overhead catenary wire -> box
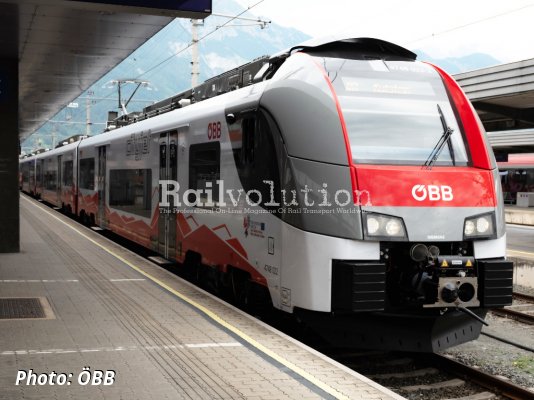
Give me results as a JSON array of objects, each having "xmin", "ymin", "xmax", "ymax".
[
  {"xmin": 28, "ymin": 19, "xmax": 189, "ymax": 145},
  {"xmin": 26, "ymin": 0, "xmax": 267, "ymax": 148},
  {"xmin": 58, "ymin": 32, "xmax": 185, "ymax": 125},
  {"xmin": 135, "ymin": 0, "xmax": 266, "ymax": 81},
  {"xmin": 407, "ymin": 3, "xmax": 534, "ymax": 44},
  {"xmin": 85, "ymin": 2, "xmax": 266, "ymax": 111}
]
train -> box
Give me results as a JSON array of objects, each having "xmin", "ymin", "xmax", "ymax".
[
  {"xmin": 496, "ymin": 152, "xmax": 534, "ymax": 204},
  {"xmin": 19, "ymin": 37, "xmax": 513, "ymax": 352}
]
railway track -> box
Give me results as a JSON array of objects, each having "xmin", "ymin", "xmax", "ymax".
[
  {"xmin": 491, "ymin": 292, "xmax": 534, "ymax": 325},
  {"xmin": 327, "ymin": 350, "xmax": 534, "ymax": 400},
  {"xmin": 429, "ymin": 354, "xmax": 534, "ymax": 400},
  {"xmin": 512, "ymin": 292, "xmax": 534, "ymax": 303}
]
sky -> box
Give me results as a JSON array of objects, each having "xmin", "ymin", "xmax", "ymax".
[
  {"xmin": 22, "ymin": 0, "xmax": 534, "ymax": 151},
  {"xmin": 234, "ymin": 0, "xmax": 534, "ymax": 63}
]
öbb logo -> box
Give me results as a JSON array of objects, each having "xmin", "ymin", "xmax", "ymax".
[{"xmin": 411, "ymin": 185, "xmax": 453, "ymax": 201}]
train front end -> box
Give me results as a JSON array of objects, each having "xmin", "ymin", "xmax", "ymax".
[{"xmin": 261, "ymin": 38, "xmax": 512, "ymax": 352}]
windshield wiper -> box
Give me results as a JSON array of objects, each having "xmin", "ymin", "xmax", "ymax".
[{"xmin": 423, "ymin": 104, "xmax": 455, "ymax": 169}]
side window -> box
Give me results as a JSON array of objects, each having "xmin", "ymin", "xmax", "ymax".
[
  {"xmin": 45, "ymin": 159, "xmax": 57, "ymax": 190},
  {"xmin": 21, "ymin": 163, "xmax": 28, "ymax": 182},
  {"xmin": 79, "ymin": 158, "xmax": 95, "ymax": 190},
  {"xmin": 189, "ymin": 142, "xmax": 220, "ymax": 206},
  {"xmin": 109, "ymin": 169, "xmax": 152, "ymax": 217},
  {"xmin": 170, "ymin": 141, "xmax": 177, "ymax": 181},
  {"xmin": 255, "ymin": 112, "xmax": 281, "ymax": 207},
  {"xmin": 63, "ymin": 160, "xmax": 73, "ymax": 187},
  {"xmin": 36, "ymin": 162, "xmax": 42, "ymax": 184},
  {"xmin": 230, "ymin": 111, "xmax": 281, "ymax": 210}
]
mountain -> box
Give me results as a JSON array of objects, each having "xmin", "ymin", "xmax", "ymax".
[
  {"xmin": 22, "ymin": 1, "xmax": 503, "ymax": 151},
  {"xmin": 414, "ymin": 50, "xmax": 501, "ymax": 74},
  {"xmin": 22, "ymin": 0, "xmax": 310, "ymax": 151}
]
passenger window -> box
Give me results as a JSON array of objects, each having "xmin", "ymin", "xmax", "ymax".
[
  {"xmin": 230, "ymin": 111, "xmax": 281, "ymax": 210},
  {"xmin": 63, "ymin": 160, "xmax": 73, "ymax": 187},
  {"xmin": 169, "ymin": 142, "xmax": 177, "ymax": 181},
  {"xmin": 36, "ymin": 162, "xmax": 42, "ymax": 184},
  {"xmin": 159, "ymin": 144, "xmax": 166, "ymax": 169},
  {"xmin": 109, "ymin": 169, "xmax": 152, "ymax": 217},
  {"xmin": 45, "ymin": 159, "xmax": 57, "ymax": 190},
  {"xmin": 79, "ymin": 158, "xmax": 95, "ymax": 190},
  {"xmin": 21, "ymin": 163, "xmax": 29, "ymax": 182},
  {"xmin": 189, "ymin": 142, "xmax": 220, "ymax": 206}
]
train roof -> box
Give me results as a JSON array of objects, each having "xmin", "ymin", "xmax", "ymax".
[
  {"xmin": 275, "ymin": 36, "xmax": 417, "ymax": 61},
  {"xmin": 22, "ymin": 37, "xmax": 416, "ymax": 159},
  {"xmin": 79, "ymin": 81, "xmax": 268, "ymax": 149},
  {"xmin": 105, "ymin": 37, "xmax": 416, "ymax": 130}
]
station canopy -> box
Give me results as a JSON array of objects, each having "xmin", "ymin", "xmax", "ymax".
[
  {"xmin": 454, "ymin": 59, "xmax": 534, "ymax": 153},
  {"xmin": 0, "ymin": 0, "xmax": 211, "ymax": 140}
]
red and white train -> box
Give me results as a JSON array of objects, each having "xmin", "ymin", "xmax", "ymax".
[{"xmin": 20, "ymin": 38, "xmax": 513, "ymax": 352}]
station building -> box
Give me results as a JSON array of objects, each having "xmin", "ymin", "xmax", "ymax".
[{"xmin": 455, "ymin": 60, "xmax": 534, "ymax": 205}]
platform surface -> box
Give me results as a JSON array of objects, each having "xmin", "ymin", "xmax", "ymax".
[
  {"xmin": 505, "ymin": 205, "xmax": 534, "ymax": 226},
  {"xmin": 0, "ymin": 194, "xmax": 402, "ymax": 400}
]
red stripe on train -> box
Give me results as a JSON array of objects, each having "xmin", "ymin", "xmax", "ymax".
[{"xmin": 427, "ymin": 63, "xmax": 493, "ymax": 170}]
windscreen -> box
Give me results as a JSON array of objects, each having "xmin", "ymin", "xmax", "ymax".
[{"xmin": 322, "ymin": 58, "xmax": 469, "ymax": 166}]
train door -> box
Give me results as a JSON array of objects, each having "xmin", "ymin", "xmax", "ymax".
[
  {"xmin": 158, "ymin": 131, "xmax": 178, "ymax": 259},
  {"xmin": 97, "ymin": 146, "xmax": 107, "ymax": 227},
  {"xmin": 57, "ymin": 155, "xmax": 62, "ymax": 205},
  {"xmin": 228, "ymin": 110, "xmax": 283, "ymax": 307}
]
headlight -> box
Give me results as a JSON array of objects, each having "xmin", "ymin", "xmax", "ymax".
[
  {"xmin": 463, "ymin": 212, "xmax": 495, "ymax": 239},
  {"xmin": 367, "ymin": 217, "xmax": 380, "ymax": 234},
  {"xmin": 386, "ymin": 219, "xmax": 402, "ymax": 236},
  {"xmin": 476, "ymin": 217, "xmax": 490, "ymax": 233},
  {"xmin": 464, "ymin": 220, "xmax": 476, "ymax": 236},
  {"xmin": 364, "ymin": 213, "xmax": 407, "ymax": 240}
]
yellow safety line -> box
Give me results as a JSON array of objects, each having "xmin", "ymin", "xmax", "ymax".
[
  {"xmin": 22, "ymin": 195, "xmax": 349, "ymax": 400},
  {"xmin": 507, "ymin": 248, "xmax": 534, "ymax": 257}
]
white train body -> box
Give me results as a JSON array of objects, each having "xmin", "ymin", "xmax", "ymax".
[{"xmin": 20, "ymin": 38, "xmax": 512, "ymax": 352}]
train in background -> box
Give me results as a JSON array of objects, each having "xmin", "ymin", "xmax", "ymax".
[
  {"xmin": 496, "ymin": 153, "xmax": 534, "ymax": 204},
  {"xmin": 20, "ymin": 37, "xmax": 513, "ymax": 352}
]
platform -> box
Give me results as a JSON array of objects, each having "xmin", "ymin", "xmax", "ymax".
[
  {"xmin": 0, "ymin": 194, "xmax": 402, "ymax": 400},
  {"xmin": 505, "ymin": 205, "xmax": 534, "ymax": 226}
]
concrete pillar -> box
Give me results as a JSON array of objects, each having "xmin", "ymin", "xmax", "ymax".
[{"xmin": 0, "ymin": 4, "xmax": 19, "ymax": 252}]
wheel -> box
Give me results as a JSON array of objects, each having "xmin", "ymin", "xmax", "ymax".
[
  {"xmin": 183, "ymin": 252, "xmax": 201, "ymax": 282},
  {"xmin": 230, "ymin": 268, "xmax": 251, "ymax": 307}
]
